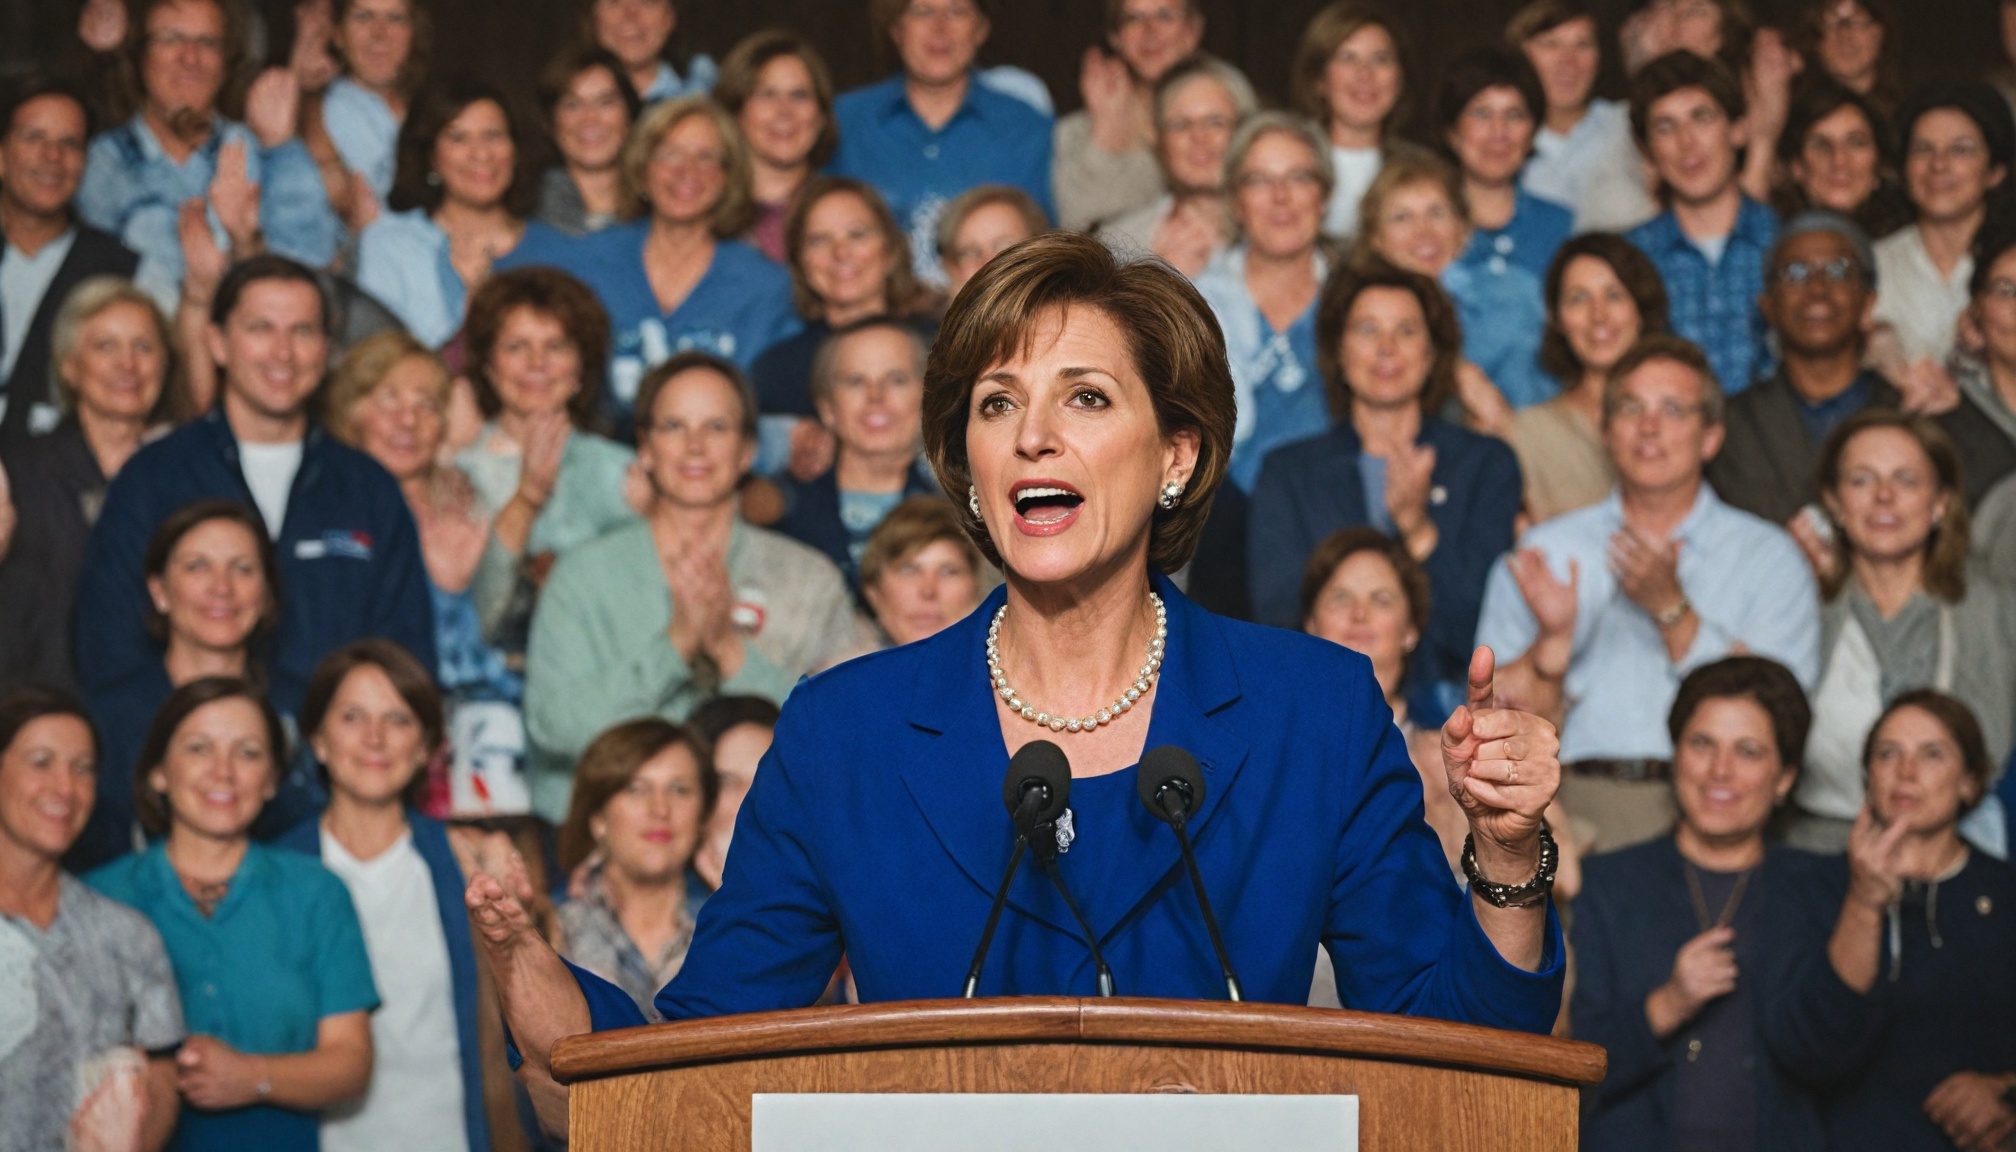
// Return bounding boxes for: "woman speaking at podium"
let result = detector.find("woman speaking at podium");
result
[468,233,1567,1119]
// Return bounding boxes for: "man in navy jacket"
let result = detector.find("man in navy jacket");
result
[75,255,433,827]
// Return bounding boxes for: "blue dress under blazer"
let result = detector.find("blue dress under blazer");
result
[554,574,1566,1032]
[1572,839,1836,1152]
[277,812,492,1152]
[1247,419,1523,721]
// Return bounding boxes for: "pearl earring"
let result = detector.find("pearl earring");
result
[969,484,982,519]
[1159,481,1185,510]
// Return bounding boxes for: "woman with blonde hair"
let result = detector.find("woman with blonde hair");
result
[0,278,188,692]
[502,97,798,436]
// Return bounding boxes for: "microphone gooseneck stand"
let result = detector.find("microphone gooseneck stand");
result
[1139,745,1244,1001]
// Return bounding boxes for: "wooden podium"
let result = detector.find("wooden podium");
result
[552,997,1606,1150]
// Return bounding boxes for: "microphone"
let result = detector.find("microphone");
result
[962,741,1071,998]
[1138,746,1243,1001]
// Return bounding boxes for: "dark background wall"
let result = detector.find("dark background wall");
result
[7,0,2008,138]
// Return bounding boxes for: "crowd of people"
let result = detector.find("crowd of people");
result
[2,0,2015,1149]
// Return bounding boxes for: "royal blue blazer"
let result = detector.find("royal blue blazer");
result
[566,574,1564,1032]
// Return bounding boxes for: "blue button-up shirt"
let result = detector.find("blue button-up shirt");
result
[1445,254,1556,410]
[78,117,339,303]
[1475,485,1820,762]
[320,77,399,201]
[1194,246,1331,492]
[830,74,1054,285]
[1465,188,1574,282]
[1625,197,1778,395]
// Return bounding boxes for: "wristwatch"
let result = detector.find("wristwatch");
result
[1654,597,1692,629]
[1462,824,1560,909]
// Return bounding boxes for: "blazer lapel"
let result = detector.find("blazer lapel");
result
[1093,576,1251,940]
[894,578,1253,945]
[897,585,1080,939]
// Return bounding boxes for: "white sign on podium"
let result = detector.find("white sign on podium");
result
[752,1093,1359,1151]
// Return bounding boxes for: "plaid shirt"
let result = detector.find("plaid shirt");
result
[1625,197,1779,395]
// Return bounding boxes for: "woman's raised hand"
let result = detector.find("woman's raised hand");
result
[1844,805,1911,911]
[1441,646,1561,861]
[516,410,571,509]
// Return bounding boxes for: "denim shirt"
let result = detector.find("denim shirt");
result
[79,116,338,303]
[321,77,400,200]
[1194,245,1333,492]
[1444,255,1556,410]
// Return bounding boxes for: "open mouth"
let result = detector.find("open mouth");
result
[1011,481,1085,530]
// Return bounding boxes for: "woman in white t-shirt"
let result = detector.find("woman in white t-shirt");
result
[279,639,503,1152]
[1290,2,1409,243]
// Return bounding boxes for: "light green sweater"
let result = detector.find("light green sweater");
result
[523,518,865,822]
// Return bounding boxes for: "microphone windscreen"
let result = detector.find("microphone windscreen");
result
[1137,745,1205,821]
[1005,739,1072,825]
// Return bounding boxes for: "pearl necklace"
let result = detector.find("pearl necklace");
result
[987,593,1167,734]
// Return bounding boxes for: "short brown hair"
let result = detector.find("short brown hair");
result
[1315,259,1463,420]
[389,77,540,217]
[135,677,286,837]
[713,30,838,170]
[1290,3,1409,130]
[557,717,718,874]
[142,499,280,657]
[784,177,923,320]
[537,45,643,154]
[1866,690,1993,811]
[1818,409,1970,602]
[632,350,760,445]
[1629,50,1748,148]
[620,97,756,237]
[1504,0,1594,46]
[1297,525,1431,636]
[463,266,611,430]
[1351,147,1468,262]
[1667,655,1812,768]
[301,638,444,809]
[324,330,450,444]
[922,232,1235,575]
[1603,334,1725,427]
[869,0,995,64]
[1102,0,1201,36]
[935,184,1052,260]
[859,496,985,591]
[1540,234,1672,382]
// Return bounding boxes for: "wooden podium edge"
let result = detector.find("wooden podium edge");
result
[551,997,1607,1086]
